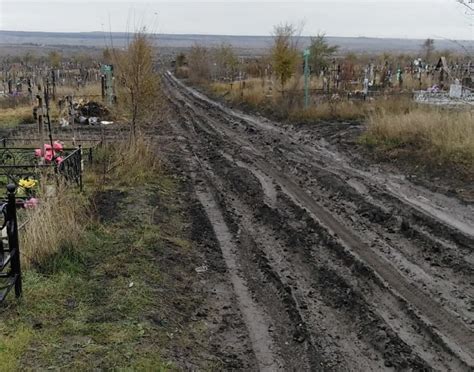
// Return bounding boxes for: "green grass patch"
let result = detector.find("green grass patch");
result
[0,174,189,370]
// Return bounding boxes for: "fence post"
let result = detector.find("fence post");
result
[79,145,83,192]
[6,184,22,298]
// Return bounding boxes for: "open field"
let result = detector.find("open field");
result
[1,30,474,53]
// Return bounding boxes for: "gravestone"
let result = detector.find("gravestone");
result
[449,83,462,99]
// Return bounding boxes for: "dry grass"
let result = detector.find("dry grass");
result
[289,101,368,122]
[55,82,102,99]
[211,78,269,108]
[113,135,161,184]
[288,95,415,122]
[0,96,31,110]
[21,184,88,269]
[211,76,417,122]
[364,107,474,165]
[0,106,34,127]
[94,133,161,186]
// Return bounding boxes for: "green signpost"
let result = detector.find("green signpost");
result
[303,49,310,108]
[100,64,115,105]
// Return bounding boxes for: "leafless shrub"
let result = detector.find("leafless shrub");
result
[188,44,211,83]
[112,30,162,139]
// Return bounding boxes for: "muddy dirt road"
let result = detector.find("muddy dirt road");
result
[163,71,474,371]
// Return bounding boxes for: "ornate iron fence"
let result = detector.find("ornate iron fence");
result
[0,147,51,187]
[0,184,22,302]
[57,147,83,190]
[0,147,83,190]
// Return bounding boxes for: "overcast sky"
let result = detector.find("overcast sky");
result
[0,0,473,39]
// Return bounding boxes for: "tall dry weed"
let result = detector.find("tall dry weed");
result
[366,108,474,164]
[94,133,160,185]
[20,184,88,268]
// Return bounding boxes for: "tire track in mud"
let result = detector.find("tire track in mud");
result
[209,151,438,370]
[167,71,474,250]
[206,137,468,370]
[174,125,456,370]
[163,73,474,369]
[192,175,284,372]
[218,150,471,370]
[170,118,318,370]
[164,73,473,323]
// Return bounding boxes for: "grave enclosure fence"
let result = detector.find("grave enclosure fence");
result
[0,145,85,191]
[0,145,86,303]
[0,185,23,302]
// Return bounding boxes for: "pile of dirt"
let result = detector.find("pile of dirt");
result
[76,100,111,120]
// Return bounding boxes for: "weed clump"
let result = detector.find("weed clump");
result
[21,184,88,269]
[93,133,161,186]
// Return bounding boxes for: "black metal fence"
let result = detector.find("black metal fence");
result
[58,147,83,190]
[0,185,22,302]
[0,146,83,191]
[0,147,49,187]
[0,146,84,303]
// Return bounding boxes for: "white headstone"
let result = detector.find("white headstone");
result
[449,84,462,99]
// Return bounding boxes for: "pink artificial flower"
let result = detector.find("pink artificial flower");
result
[55,156,64,165]
[44,151,53,162]
[43,144,54,162]
[53,141,64,152]
[24,197,39,209]
[34,148,42,157]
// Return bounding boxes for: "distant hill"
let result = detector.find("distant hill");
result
[0,30,473,55]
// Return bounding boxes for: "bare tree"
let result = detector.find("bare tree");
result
[271,23,301,91]
[48,51,62,69]
[308,33,339,75]
[188,44,211,83]
[214,43,239,81]
[176,52,186,68]
[456,0,474,11]
[113,29,161,139]
[421,38,436,62]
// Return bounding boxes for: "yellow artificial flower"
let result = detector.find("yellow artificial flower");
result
[18,178,37,189]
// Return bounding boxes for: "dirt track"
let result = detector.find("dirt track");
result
[162,71,474,371]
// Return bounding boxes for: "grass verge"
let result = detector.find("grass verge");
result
[0,135,205,370]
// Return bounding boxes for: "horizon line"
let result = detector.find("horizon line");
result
[1,29,472,42]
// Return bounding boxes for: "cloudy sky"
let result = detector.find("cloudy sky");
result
[0,0,472,39]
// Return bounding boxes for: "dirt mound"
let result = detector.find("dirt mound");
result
[77,101,111,119]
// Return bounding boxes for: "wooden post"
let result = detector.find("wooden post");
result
[79,145,83,192]
[51,69,56,101]
[101,75,106,101]
[37,95,44,147]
